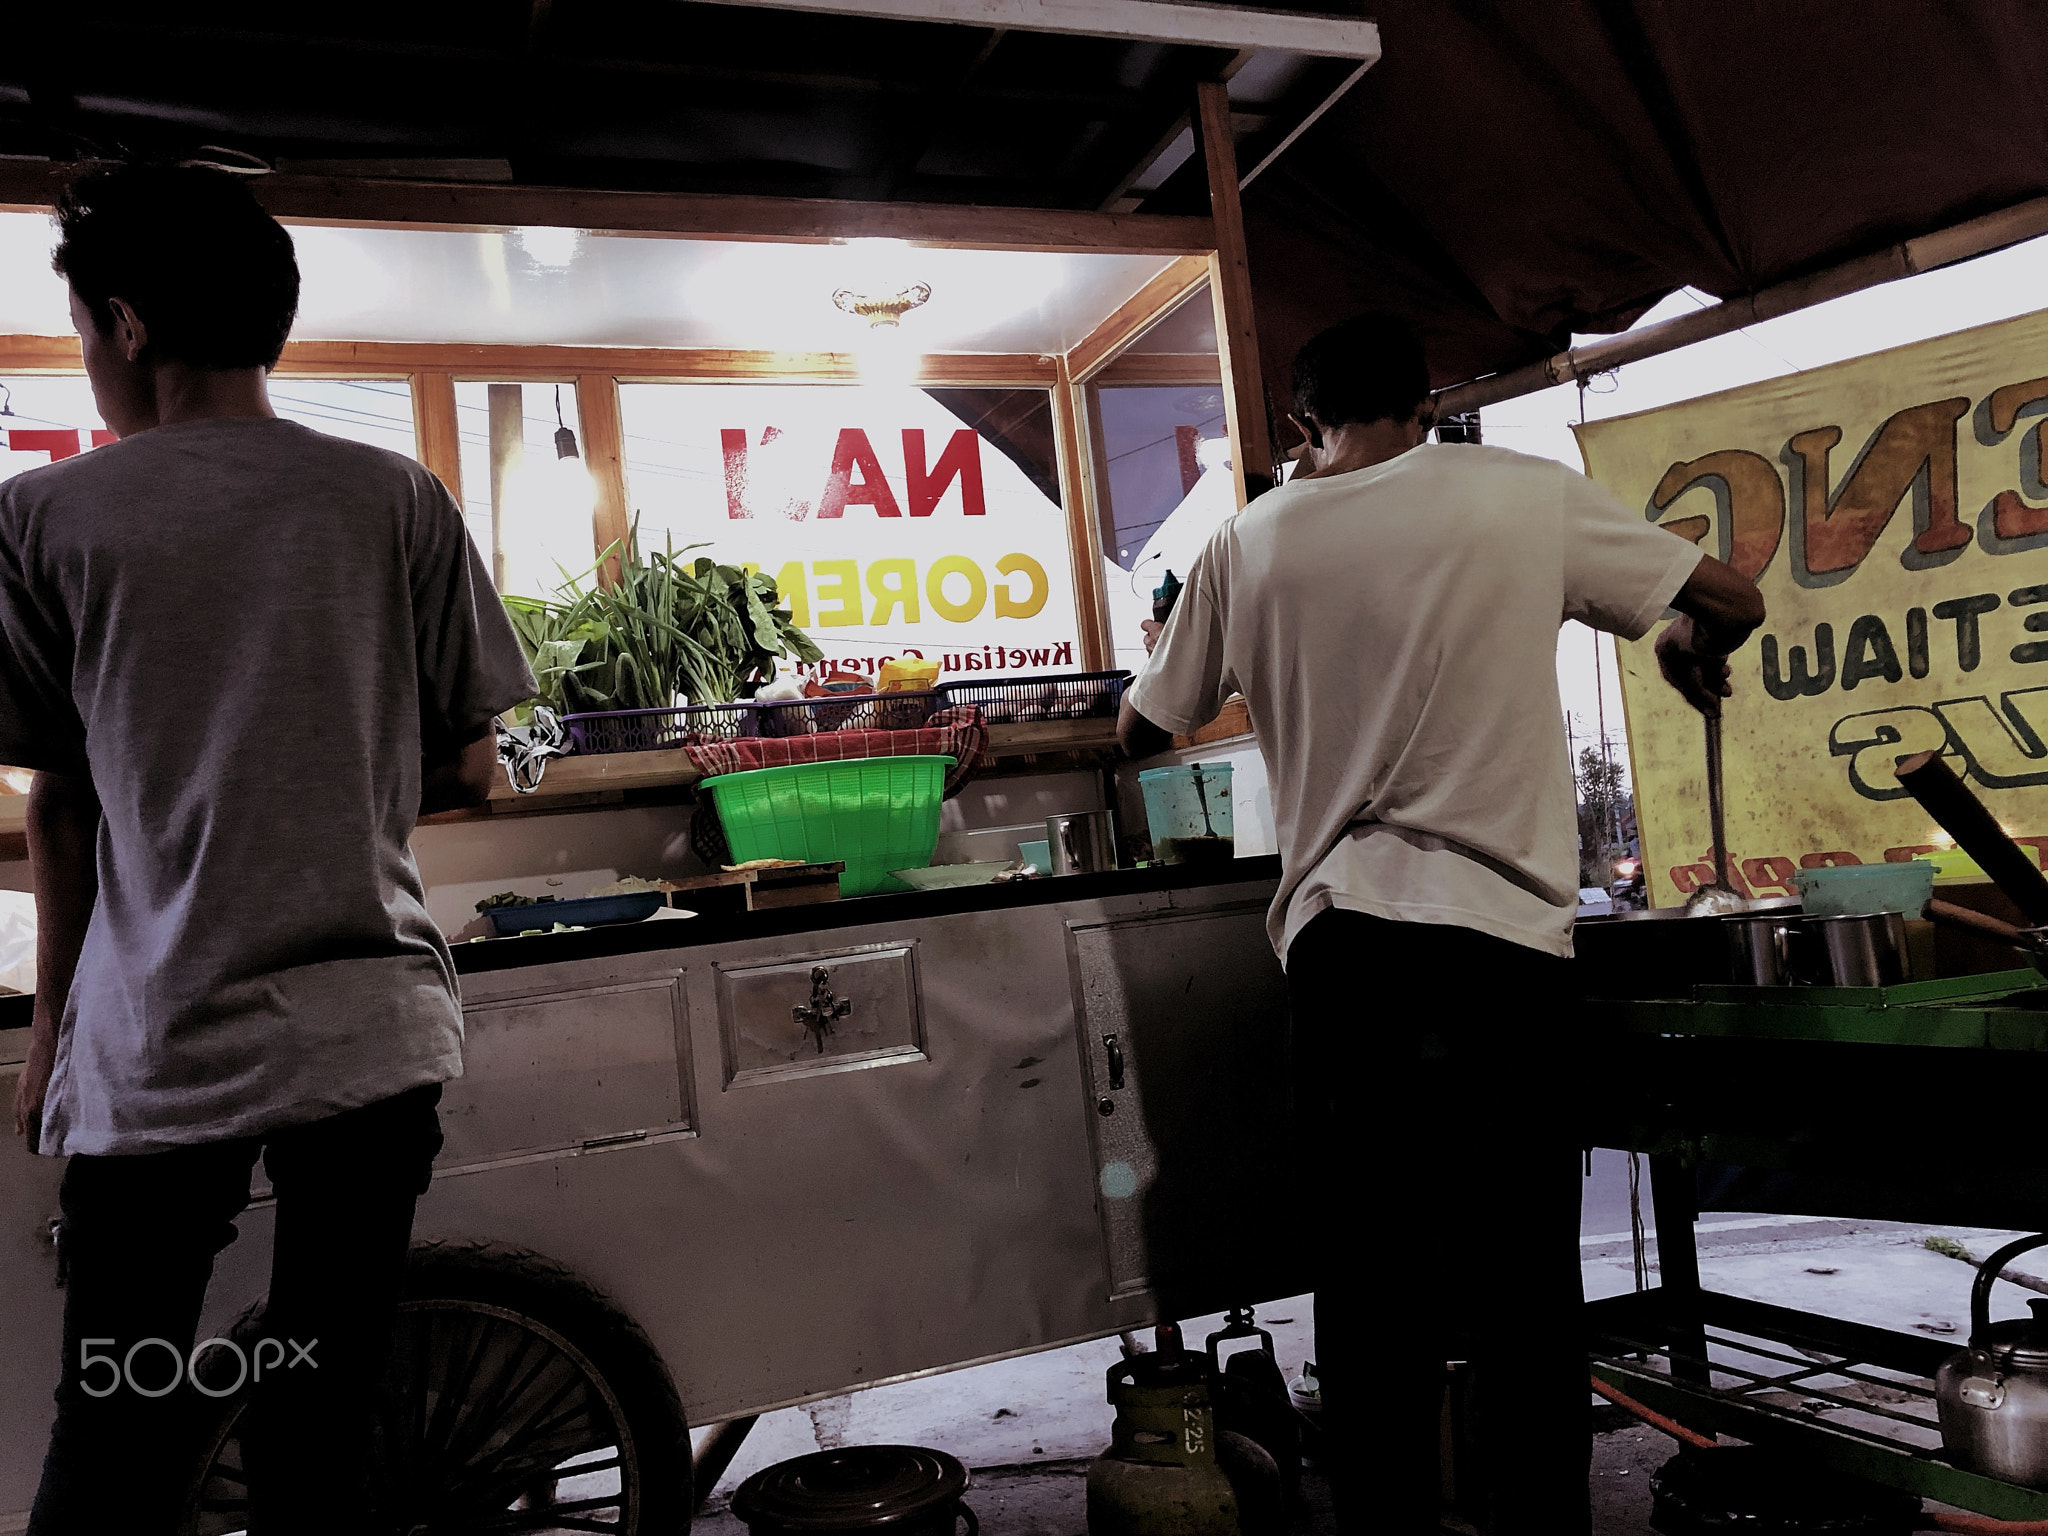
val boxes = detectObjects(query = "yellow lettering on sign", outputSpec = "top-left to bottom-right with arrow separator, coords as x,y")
993,552 -> 1048,618
926,555 -> 986,622
866,558 -> 921,624
812,559 -> 862,627
772,561 -> 809,629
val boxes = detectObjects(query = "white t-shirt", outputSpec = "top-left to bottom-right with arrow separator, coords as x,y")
1127,443 -> 1703,964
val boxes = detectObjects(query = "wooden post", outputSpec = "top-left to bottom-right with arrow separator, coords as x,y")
1051,358 -> 1111,670
486,384 -> 524,593
1195,80 -> 1272,506
575,372 -> 633,586
410,370 -> 463,505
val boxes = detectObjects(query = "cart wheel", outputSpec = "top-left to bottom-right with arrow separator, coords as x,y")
182,1245 -> 692,1535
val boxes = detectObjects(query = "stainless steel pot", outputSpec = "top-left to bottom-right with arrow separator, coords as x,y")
1047,810 -> 1119,875
1937,1234 -> 2048,1486
1722,913 -> 1800,986
1810,911 -> 1908,987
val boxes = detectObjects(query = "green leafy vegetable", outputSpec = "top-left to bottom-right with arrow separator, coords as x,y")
504,520 -> 824,714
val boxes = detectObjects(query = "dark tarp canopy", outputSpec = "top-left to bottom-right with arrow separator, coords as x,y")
1236,0 -> 2048,409
4,2 -> 2045,408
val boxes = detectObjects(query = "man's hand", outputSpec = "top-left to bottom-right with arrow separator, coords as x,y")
420,722 -> 499,816
1140,619 -> 1163,656
16,769 -> 100,1148
1658,555 -> 1767,715
1655,616 -> 1733,715
13,1019 -> 55,1141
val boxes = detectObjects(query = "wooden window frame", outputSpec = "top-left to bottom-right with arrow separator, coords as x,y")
0,102 -> 1267,676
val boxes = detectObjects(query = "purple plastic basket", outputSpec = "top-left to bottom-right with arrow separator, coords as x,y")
932,670 -> 1129,725
751,690 -> 941,738
561,702 -> 759,754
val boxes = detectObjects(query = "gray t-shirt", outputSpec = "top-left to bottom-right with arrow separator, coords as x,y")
0,416 -> 536,1155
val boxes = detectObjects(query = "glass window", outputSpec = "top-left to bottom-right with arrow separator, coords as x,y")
2,375 -> 417,484
267,378 -> 417,458
0,376 -> 112,483
1086,286 -> 1230,673
618,382 -> 1080,686
455,382 -> 594,596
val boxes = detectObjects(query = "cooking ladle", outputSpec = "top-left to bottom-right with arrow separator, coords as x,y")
1685,709 -> 1746,915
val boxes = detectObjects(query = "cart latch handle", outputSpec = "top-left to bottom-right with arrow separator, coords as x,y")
793,964 -> 853,1053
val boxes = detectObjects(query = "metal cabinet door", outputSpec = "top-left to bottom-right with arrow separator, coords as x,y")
1067,901 -> 1307,1312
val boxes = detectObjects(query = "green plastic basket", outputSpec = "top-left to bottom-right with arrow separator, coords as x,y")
700,755 -> 955,897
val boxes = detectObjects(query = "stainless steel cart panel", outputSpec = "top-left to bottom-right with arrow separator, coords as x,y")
0,873 -> 1292,1522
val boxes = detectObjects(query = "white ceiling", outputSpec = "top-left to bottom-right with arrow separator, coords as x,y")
0,212 -> 1178,356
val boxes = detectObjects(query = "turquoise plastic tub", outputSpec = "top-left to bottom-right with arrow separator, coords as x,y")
700,756 -> 954,897
1794,860 -> 1935,918
1138,763 -> 1236,866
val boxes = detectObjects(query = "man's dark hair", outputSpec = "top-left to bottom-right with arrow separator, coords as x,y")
53,164 -> 300,370
1291,312 -> 1432,430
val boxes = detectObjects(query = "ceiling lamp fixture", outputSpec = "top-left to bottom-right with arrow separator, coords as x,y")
553,387 -> 579,460
833,282 -> 932,328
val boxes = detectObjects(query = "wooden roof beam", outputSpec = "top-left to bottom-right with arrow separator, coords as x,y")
0,163 -> 1216,255
688,0 -> 1381,57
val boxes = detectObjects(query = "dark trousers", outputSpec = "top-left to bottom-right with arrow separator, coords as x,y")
1287,910 -> 1588,1536
29,1084 -> 443,1536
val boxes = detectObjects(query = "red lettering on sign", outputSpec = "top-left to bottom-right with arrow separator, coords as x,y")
817,429 -> 901,518
5,429 -> 86,461
721,429 -> 751,518
903,429 -> 985,516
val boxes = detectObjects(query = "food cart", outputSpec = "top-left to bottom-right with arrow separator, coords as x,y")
0,858 -> 1305,1532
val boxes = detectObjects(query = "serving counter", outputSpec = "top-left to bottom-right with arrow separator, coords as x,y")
0,856 -> 1301,1531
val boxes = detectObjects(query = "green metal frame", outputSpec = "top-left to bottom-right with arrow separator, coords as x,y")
1591,969 -> 2048,1520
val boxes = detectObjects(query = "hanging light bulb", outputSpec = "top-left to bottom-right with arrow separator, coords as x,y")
553,386 -> 579,460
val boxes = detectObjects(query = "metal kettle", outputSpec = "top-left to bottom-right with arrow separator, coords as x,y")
1936,1234 -> 2048,1486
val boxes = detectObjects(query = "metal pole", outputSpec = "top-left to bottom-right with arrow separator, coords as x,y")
1434,194 -> 2048,416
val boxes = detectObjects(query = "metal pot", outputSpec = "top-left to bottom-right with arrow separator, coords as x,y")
1936,1234 -> 2048,1486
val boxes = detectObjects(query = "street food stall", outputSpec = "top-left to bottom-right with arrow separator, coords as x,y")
0,17 -> 1362,1526
3,3 -> 2048,1532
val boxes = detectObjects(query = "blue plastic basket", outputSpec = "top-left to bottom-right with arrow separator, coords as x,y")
932,670 -> 1129,725
751,690 -> 940,738
561,703 -> 758,754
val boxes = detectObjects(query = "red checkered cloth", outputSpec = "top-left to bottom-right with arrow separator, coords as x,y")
686,704 -> 985,868
685,704 -> 986,794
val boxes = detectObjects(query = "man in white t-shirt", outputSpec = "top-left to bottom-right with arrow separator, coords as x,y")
1119,314 -> 1763,1535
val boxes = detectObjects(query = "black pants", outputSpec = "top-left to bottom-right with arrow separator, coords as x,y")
29,1083 -> 443,1536
1287,910 -> 1587,1536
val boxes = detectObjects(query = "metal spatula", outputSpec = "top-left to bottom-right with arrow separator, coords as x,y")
1686,709 -> 1747,914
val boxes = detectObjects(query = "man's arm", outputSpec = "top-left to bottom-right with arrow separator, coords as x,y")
1655,554 -> 1767,713
1117,696 -> 1176,761
13,771 -> 99,1142
420,722 -> 498,816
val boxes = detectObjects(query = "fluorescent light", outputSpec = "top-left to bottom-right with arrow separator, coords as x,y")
514,226 -> 582,271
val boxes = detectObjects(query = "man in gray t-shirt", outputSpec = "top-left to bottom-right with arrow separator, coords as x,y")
4,166 -> 533,1535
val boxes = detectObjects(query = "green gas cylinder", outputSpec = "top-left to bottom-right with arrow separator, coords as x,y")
1085,1327 -> 1241,1536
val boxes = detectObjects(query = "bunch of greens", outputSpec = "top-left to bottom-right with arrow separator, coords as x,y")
504,525 -> 823,714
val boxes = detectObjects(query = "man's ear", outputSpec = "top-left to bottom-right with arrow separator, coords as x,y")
1287,412 -> 1322,451
105,298 -> 149,363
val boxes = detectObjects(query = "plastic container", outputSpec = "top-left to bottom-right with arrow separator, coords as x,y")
1794,860 -> 1936,918
700,755 -> 954,897
751,690 -> 939,738
1924,847 -> 1987,883
484,891 -> 665,936
1139,763 -> 1236,866
561,702 -> 757,754
933,670 -> 1129,724
878,656 -> 941,692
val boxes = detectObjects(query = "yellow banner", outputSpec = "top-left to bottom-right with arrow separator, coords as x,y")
1576,307 -> 2048,908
